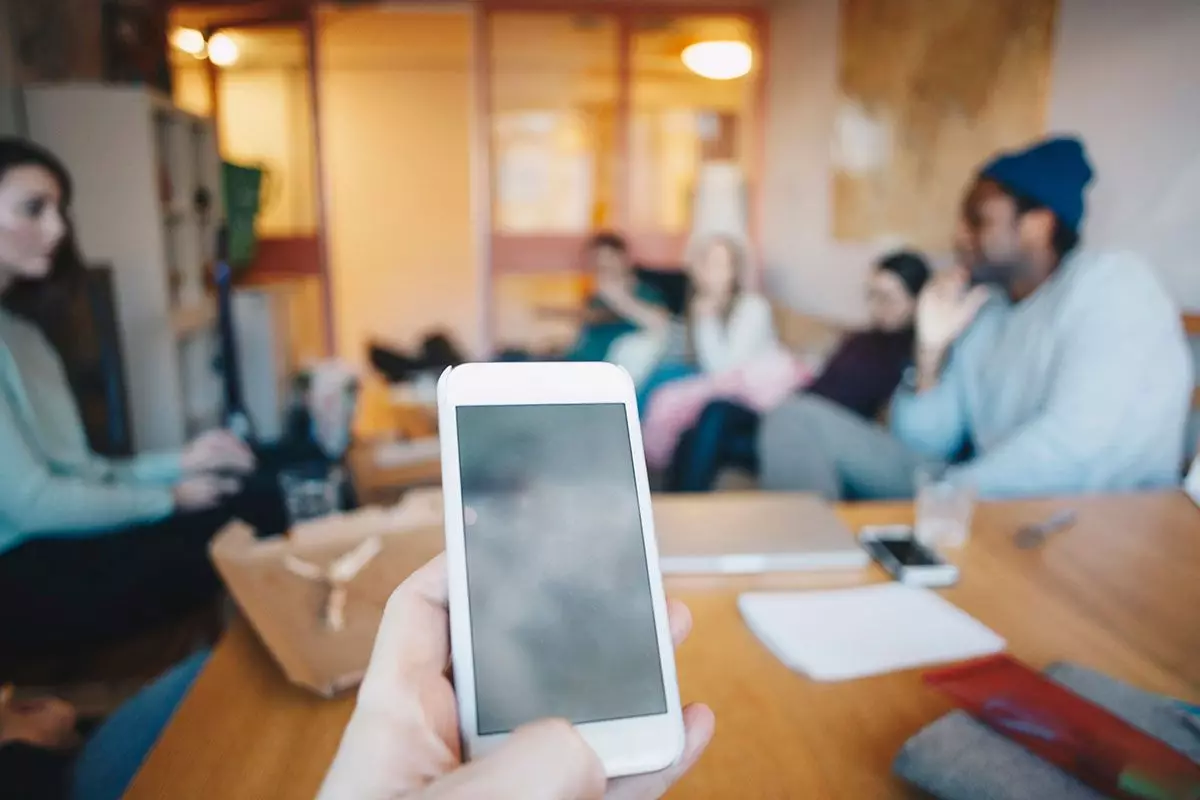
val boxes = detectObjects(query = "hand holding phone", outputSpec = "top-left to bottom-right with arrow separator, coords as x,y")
317,554 -> 714,800
437,362 -> 700,779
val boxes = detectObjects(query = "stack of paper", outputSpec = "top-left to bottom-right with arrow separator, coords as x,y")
739,584 -> 1006,681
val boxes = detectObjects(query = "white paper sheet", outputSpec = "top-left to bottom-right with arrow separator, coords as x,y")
738,584 -> 1005,682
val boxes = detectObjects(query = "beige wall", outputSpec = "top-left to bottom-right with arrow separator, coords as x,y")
762,0 -> 910,326
318,8 -> 479,363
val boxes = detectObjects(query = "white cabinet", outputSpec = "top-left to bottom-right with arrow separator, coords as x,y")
232,286 -> 297,443
25,83 -> 224,451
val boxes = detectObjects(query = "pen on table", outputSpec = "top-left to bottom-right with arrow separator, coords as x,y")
1176,701 -> 1200,741
1015,508 -> 1078,549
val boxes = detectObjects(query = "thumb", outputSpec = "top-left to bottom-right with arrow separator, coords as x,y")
420,719 -> 605,800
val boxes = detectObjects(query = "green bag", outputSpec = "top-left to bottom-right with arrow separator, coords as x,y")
220,161 -> 263,269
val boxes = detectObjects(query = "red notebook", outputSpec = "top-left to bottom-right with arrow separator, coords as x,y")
925,655 -> 1200,800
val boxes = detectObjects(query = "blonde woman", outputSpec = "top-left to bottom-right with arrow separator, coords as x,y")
640,238 -> 805,464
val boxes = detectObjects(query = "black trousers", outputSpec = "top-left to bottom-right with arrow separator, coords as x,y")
0,466 -> 295,669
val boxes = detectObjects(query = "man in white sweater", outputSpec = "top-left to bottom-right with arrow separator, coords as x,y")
759,136 -> 1193,499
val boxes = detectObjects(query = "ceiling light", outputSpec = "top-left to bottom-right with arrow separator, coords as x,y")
681,41 -> 752,81
207,33 -> 240,67
171,28 -> 206,57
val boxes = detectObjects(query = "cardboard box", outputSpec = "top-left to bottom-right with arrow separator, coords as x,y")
209,492 -> 445,696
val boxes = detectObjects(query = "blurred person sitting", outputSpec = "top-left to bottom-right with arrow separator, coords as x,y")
657,250 -> 930,492
564,232 -> 672,364
0,139 -> 287,666
630,237 -> 767,409
759,136 -> 1192,500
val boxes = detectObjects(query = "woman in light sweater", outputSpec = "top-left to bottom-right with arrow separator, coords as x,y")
687,236 -> 776,373
0,139 -> 281,665
641,237 -> 802,464
630,236 -> 769,409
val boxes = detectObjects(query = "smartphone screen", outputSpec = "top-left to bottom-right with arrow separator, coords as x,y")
455,403 -> 667,736
875,537 -> 942,567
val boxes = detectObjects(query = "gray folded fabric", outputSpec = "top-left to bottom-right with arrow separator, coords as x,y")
894,710 -> 1107,800
893,662 -> 1200,800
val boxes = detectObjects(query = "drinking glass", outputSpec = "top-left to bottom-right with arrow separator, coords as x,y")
915,464 -> 976,548
279,463 -> 345,526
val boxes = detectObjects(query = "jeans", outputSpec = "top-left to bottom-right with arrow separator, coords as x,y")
669,401 -> 761,492
70,650 -> 209,800
758,394 -> 922,500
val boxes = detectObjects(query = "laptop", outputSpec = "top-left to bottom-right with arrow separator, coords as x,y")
652,492 -> 868,574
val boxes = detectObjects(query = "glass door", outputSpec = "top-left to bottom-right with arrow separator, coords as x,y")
628,14 -> 761,266
482,6 -> 766,352
487,11 -> 621,351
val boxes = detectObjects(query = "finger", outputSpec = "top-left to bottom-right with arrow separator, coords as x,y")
605,704 -> 716,800
360,553 -> 450,693
218,477 -> 242,496
422,719 -> 606,800
667,599 -> 692,648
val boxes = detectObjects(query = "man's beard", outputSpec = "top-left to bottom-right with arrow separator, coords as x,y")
968,258 -> 1029,292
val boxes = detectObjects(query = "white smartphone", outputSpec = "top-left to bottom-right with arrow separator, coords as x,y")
437,361 -> 685,777
859,525 -> 959,588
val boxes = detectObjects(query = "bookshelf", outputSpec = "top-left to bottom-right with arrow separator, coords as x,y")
25,83 -> 224,451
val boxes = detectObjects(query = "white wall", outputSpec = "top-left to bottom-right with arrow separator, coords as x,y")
1048,0 -> 1200,312
763,0 -> 1200,322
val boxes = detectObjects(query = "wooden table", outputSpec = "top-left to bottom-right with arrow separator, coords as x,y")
127,492 -> 1200,799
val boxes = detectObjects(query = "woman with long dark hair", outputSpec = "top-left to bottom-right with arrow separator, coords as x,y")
0,138 -> 277,666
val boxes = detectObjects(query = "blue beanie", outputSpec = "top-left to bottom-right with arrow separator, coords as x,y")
979,136 -> 1094,232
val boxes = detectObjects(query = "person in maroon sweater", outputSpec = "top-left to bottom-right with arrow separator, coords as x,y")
666,251 -> 931,492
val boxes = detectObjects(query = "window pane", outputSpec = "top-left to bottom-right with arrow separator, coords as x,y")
490,13 -> 618,238
214,26 -> 318,238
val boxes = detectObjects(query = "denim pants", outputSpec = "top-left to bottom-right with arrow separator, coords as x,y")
71,649 -> 210,800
